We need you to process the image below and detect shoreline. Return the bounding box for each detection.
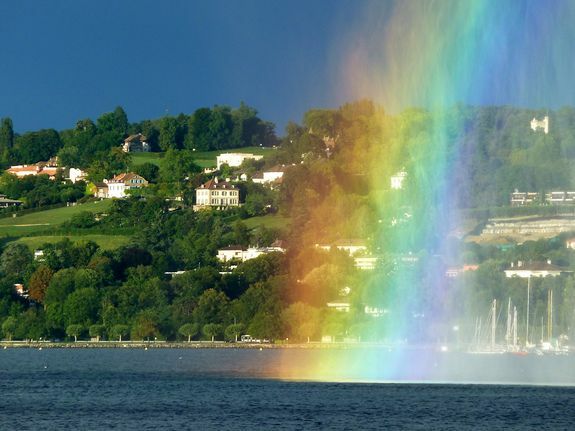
[0,340,422,350]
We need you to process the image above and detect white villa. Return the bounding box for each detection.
[216,153,263,170]
[68,168,87,184]
[194,177,240,210]
[94,172,148,198]
[122,133,150,152]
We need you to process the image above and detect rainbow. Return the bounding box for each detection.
[276,0,575,381]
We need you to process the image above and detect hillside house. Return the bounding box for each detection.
[0,195,22,208]
[122,133,150,152]
[194,177,240,211]
[94,173,148,198]
[504,260,570,278]
[216,153,263,170]
[545,191,575,205]
[510,191,539,206]
[315,240,368,256]
[252,165,289,185]
[217,241,286,263]
[68,168,87,184]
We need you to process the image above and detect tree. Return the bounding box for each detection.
[0,117,14,162]
[134,162,159,183]
[15,129,62,164]
[89,324,106,341]
[0,243,33,279]
[66,324,83,342]
[202,323,222,342]
[28,265,54,304]
[224,323,244,342]
[158,116,179,151]
[131,310,160,341]
[63,288,100,327]
[2,316,17,341]
[193,289,230,326]
[110,324,130,342]
[178,323,199,342]
[282,302,321,343]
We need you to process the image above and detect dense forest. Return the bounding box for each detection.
[2,101,575,346]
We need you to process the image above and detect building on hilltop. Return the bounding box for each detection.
[216,153,263,170]
[194,177,240,211]
[122,133,150,152]
[530,116,549,134]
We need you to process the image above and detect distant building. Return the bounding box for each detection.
[566,237,575,250]
[194,177,240,211]
[94,173,148,198]
[545,191,575,205]
[0,195,22,208]
[7,157,61,180]
[510,191,539,206]
[391,170,407,190]
[252,165,289,185]
[326,302,350,312]
[354,256,378,270]
[530,116,549,134]
[122,133,150,152]
[216,153,263,170]
[68,168,87,184]
[217,241,286,263]
[504,260,570,278]
[315,239,368,256]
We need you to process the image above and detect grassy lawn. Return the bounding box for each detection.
[130,152,165,167]
[0,200,113,236]
[15,234,132,251]
[130,146,278,169]
[242,214,291,231]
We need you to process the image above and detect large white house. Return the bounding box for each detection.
[94,172,148,198]
[216,153,263,170]
[194,177,240,210]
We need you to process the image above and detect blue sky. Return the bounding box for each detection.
[2,1,574,135]
[0,0,369,134]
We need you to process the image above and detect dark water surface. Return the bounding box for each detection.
[1,348,575,430]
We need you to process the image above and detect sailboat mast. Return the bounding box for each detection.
[513,306,518,348]
[506,298,511,346]
[526,276,531,346]
[491,299,496,350]
[547,289,553,342]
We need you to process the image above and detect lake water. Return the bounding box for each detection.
[1,348,575,430]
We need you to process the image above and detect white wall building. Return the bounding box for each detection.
[391,170,407,190]
[252,165,287,185]
[216,153,263,169]
[194,177,240,210]
[68,168,87,184]
[530,116,549,134]
[217,242,286,263]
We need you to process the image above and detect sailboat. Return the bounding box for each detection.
[469,299,505,354]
